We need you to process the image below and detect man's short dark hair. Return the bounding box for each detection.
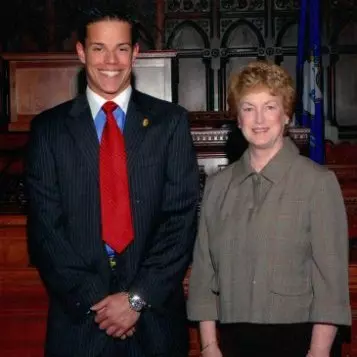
[77,4,140,46]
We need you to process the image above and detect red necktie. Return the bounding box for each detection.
[100,101,134,253]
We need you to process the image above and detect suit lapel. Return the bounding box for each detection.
[64,90,148,181]
[65,95,100,181]
[124,90,148,170]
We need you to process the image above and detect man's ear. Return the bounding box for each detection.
[132,43,139,63]
[76,42,86,64]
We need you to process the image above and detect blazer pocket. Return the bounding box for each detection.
[269,276,311,296]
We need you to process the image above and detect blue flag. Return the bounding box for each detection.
[296,0,324,164]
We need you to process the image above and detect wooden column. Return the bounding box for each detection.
[45,0,55,50]
[155,0,165,50]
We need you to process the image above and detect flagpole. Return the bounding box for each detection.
[309,0,324,164]
[296,0,308,126]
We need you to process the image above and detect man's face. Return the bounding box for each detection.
[76,19,139,99]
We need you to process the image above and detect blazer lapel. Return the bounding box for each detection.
[65,95,100,181]
[124,90,148,170]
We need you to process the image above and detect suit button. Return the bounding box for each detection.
[75,302,81,307]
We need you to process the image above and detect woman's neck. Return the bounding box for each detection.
[249,143,283,173]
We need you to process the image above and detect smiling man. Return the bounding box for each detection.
[76,14,139,100]
[25,5,200,357]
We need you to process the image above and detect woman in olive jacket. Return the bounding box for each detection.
[187,61,351,357]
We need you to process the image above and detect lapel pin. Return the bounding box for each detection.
[143,118,149,127]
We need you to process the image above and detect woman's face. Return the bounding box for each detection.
[237,88,289,153]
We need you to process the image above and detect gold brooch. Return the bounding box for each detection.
[108,256,116,269]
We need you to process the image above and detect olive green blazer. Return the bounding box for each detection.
[187,138,351,326]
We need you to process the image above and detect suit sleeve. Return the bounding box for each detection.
[186,179,219,321]
[26,117,108,320]
[309,170,351,325]
[129,110,200,308]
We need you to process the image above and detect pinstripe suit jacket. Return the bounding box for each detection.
[25,90,200,357]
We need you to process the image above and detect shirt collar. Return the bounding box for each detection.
[233,136,300,185]
[86,85,132,119]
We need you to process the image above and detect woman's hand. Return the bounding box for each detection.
[199,321,222,357]
[306,348,330,357]
[307,324,336,357]
[201,341,223,357]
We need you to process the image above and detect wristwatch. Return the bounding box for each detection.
[128,292,147,312]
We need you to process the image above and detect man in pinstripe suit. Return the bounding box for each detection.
[25,5,200,357]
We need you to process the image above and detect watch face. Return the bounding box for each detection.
[129,294,146,312]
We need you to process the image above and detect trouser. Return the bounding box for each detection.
[218,323,341,357]
[100,338,187,357]
[99,336,146,357]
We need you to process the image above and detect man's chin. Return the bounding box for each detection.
[102,82,130,94]
[100,87,125,97]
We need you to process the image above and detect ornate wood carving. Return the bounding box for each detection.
[332,0,357,9]
[273,0,299,10]
[220,0,265,12]
[166,0,211,13]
